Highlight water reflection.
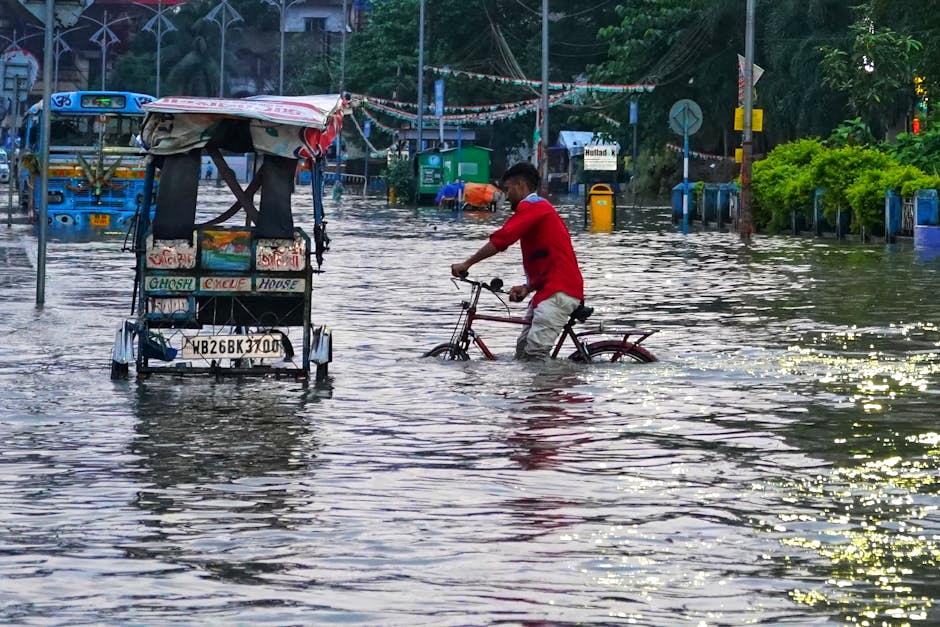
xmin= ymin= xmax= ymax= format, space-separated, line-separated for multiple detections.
xmin=127 ymin=381 xmax=323 ymax=585
xmin=505 ymin=370 xmax=595 ymax=471
xmin=0 ymin=194 xmax=938 ymax=623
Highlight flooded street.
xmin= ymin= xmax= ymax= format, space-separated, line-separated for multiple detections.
xmin=0 ymin=187 xmax=938 ymax=625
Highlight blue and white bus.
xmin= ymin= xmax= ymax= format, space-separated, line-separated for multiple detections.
xmin=19 ymin=91 xmax=155 ymax=231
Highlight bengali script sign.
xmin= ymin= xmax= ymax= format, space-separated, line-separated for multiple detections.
xmin=147 ymin=238 xmax=197 ymax=269
xmin=256 ymin=237 xmax=306 ymax=272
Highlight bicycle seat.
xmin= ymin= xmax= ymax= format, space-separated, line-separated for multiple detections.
xmin=571 ymin=304 xmax=594 ymax=323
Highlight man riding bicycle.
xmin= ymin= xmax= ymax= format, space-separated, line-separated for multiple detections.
xmin=450 ymin=162 xmax=584 ymax=360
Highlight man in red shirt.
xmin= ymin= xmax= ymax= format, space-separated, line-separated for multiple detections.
xmin=451 ymin=162 xmax=584 ymax=360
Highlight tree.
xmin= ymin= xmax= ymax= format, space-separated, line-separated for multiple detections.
xmin=110 ymin=0 xmax=280 ymax=97
xmin=820 ymin=7 xmax=923 ymax=137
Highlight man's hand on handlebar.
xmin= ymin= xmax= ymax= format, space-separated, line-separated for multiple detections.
xmin=508 ymin=285 xmax=529 ymax=303
xmin=451 ymin=262 xmax=470 ymax=278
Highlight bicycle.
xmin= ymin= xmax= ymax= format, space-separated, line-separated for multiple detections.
xmin=423 ymin=275 xmax=657 ymax=363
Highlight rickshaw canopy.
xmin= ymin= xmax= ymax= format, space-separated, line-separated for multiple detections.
xmin=141 ymin=94 xmax=347 ymax=160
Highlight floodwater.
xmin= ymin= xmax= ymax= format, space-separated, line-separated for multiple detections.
xmin=0 ymin=184 xmax=938 ymax=625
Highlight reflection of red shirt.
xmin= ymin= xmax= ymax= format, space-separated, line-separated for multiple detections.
xmin=489 ymin=194 xmax=584 ymax=307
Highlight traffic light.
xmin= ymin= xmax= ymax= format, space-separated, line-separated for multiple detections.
xmin=913 ymin=117 xmax=922 ymax=135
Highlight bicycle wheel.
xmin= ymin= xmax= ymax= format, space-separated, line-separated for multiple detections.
xmin=569 ymin=340 xmax=656 ymax=364
xmin=423 ymin=343 xmax=470 ymax=361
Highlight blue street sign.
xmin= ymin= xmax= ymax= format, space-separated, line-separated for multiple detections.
xmin=668 ymin=99 xmax=703 ymax=137
xmin=629 ymin=100 xmax=638 ymax=126
xmin=363 ymin=119 xmax=372 ymax=139
xmin=434 ymin=79 xmax=444 ymax=118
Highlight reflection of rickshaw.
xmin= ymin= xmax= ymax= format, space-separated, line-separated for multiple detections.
xmin=111 ymin=94 xmax=348 ymax=382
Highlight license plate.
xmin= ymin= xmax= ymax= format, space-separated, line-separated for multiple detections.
xmin=89 ymin=214 xmax=110 ymax=227
xmin=181 ymin=334 xmax=283 ymax=360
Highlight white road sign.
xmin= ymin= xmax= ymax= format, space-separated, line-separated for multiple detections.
xmin=584 ymin=144 xmax=619 ymax=171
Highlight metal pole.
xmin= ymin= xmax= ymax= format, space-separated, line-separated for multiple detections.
xmin=219 ymin=9 xmax=226 ymax=97
xmin=682 ymin=131 xmax=690 ymax=225
xmin=37 ymin=0 xmax=54 ymax=306
xmin=363 ymin=153 xmax=368 ymax=196
xmin=540 ymin=0 xmax=549 ymax=191
xmin=156 ymin=0 xmax=162 ymax=97
xmin=278 ymin=0 xmax=285 ymax=95
xmin=52 ymin=37 xmax=62 ymax=91
xmin=5 ymin=64 xmax=13 ymax=226
xmin=739 ymin=0 xmax=756 ymax=238
xmin=631 ymin=100 xmax=638 ymax=197
xmin=416 ymin=0 xmax=425 ymax=153
xmin=334 ymin=0 xmax=347 ymax=184
xmin=340 ymin=0 xmax=347 ymax=90
xmin=438 ymin=77 xmax=444 ymax=147
xmin=101 ymin=10 xmax=107 ymax=90
xmin=53 ymin=29 xmax=59 ymax=91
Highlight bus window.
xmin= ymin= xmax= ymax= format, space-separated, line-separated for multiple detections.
xmin=49 ymin=114 xmax=139 ymax=147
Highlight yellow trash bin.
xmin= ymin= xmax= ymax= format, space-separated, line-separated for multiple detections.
xmin=587 ymin=183 xmax=616 ymax=231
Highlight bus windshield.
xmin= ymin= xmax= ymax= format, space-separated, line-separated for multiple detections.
xmin=50 ymin=114 xmax=140 ymax=148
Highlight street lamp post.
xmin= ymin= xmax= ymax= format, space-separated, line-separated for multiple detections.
xmin=336 ymin=0 xmax=348 ymax=180
xmin=340 ymin=0 xmax=347 ymax=90
xmin=82 ymin=10 xmax=131 ymax=90
xmin=37 ymin=0 xmax=54 ymax=306
xmin=0 ymin=29 xmax=43 ymax=50
xmin=205 ymin=0 xmax=244 ymax=98
xmin=52 ymin=26 xmax=86 ymax=91
xmin=416 ymin=0 xmax=425 ymax=153
xmin=540 ymin=0 xmax=549 ymax=190
xmin=1 ymin=30 xmax=41 ymax=225
xmin=260 ymin=0 xmax=301 ymax=95
xmin=137 ymin=0 xmax=176 ymax=97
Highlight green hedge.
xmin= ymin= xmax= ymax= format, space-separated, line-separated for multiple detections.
xmin=752 ymin=139 xmax=825 ymax=232
xmin=753 ymin=139 xmax=940 ymax=235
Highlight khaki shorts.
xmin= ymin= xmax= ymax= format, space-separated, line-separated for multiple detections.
xmin=515 ymin=292 xmax=581 ymax=360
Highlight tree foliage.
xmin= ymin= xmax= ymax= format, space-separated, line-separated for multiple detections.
xmin=112 ymin=0 xmax=279 ymax=97
xmin=106 ymin=0 xmax=940 ymax=218
xmin=754 ymin=138 xmax=940 ymax=235
xmin=819 ymin=9 xmax=923 ymax=135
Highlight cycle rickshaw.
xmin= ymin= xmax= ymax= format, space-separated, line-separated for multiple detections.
xmin=110 ymin=94 xmax=348 ymax=382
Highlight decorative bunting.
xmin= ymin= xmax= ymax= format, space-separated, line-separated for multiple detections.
xmin=361 ymin=109 xmax=398 ymax=135
xmin=425 ymin=65 xmax=657 ymax=94
xmin=360 ymin=91 xmax=580 ymax=127
xmin=353 ymin=93 xmax=549 ymax=114
xmin=665 ymin=143 xmax=733 ymax=162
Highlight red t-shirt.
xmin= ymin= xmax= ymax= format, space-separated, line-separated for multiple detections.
xmin=489 ymin=194 xmax=584 ymax=307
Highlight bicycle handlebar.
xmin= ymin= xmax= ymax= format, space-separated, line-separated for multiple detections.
xmin=453 ymin=274 xmax=505 ymax=294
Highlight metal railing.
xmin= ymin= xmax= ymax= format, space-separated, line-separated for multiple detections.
xmin=902 ymin=197 xmax=915 ymax=236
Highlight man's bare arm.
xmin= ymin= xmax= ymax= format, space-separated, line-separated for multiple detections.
xmin=451 ymin=242 xmax=499 ymax=277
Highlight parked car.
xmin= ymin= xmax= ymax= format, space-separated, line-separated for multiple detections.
xmin=0 ymin=149 xmax=10 ymax=184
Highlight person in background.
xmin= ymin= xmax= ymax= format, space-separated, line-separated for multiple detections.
xmin=435 ymin=181 xmax=464 ymax=209
xmin=450 ymin=162 xmax=584 ymax=360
